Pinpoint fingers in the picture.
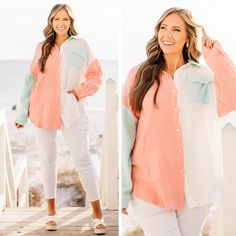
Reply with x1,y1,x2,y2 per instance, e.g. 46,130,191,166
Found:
208,40,215,49
202,27,207,37
201,28,216,49
201,27,208,47
15,123,23,129
72,90,79,101
122,208,128,215
202,35,207,47
203,38,216,49
67,90,79,101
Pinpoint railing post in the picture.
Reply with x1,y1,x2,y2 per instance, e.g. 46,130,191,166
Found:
210,123,236,235
100,79,118,210
0,109,6,211
0,108,29,210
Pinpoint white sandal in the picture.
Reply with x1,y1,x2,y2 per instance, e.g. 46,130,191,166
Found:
92,217,106,235
45,214,58,231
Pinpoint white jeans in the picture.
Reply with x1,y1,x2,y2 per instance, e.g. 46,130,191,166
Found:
129,196,211,236
33,111,99,201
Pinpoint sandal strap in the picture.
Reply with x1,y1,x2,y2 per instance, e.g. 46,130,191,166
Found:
46,214,57,224
92,218,106,228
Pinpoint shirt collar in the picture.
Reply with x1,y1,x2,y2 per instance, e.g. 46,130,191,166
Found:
68,35,78,40
188,59,201,67
55,35,77,49
161,59,201,78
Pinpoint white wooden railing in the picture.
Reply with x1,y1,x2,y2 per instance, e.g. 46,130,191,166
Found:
100,78,118,210
0,108,29,211
209,123,236,236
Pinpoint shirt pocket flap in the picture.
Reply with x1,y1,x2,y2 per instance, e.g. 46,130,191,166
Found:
186,74,213,84
186,74,213,104
67,47,86,70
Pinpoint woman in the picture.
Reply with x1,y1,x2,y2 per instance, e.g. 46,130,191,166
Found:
122,7,236,236
15,4,106,234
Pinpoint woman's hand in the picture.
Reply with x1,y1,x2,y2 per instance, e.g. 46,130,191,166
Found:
202,28,217,49
15,123,24,129
122,208,128,215
67,89,79,101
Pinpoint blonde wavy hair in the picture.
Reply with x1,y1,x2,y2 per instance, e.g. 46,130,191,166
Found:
39,4,78,72
130,7,202,113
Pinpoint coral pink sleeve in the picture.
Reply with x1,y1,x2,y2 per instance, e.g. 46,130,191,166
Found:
122,66,140,119
30,43,42,79
203,41,236,117
75,58,102,100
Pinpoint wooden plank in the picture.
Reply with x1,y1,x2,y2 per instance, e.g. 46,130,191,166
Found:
0,231,118,236
0,207,118,235
3,207,118,212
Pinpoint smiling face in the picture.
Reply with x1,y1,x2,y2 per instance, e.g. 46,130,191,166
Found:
52,8,71,38
158,13,188,56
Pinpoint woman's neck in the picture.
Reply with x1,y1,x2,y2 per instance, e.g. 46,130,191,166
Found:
55,34,69,47
163,53,185,77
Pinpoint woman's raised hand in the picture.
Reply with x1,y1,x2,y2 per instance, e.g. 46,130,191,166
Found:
202,28,217,49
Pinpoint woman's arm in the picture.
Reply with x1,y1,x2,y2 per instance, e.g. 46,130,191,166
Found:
202,28,236,117
73,40,102,100
15,44,40,128
15,73,36,127
74,59,102,100
122,67,139,213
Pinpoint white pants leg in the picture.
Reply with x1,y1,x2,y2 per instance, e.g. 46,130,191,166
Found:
130,196,211,236
33,111,99,201
33,126,57,199
177,201,211,236
61,112,99,201
130,196,181,236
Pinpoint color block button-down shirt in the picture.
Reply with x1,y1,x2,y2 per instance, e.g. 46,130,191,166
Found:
122,42,236,210
15,36,102,129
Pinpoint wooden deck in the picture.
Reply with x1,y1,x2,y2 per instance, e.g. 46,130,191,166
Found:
0,207,118,235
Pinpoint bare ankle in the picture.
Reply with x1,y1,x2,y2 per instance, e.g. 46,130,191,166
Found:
48,207,56,215
92,211,102,219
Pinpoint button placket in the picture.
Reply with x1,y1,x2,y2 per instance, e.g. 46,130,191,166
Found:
167,75,185,204
57,52,61,113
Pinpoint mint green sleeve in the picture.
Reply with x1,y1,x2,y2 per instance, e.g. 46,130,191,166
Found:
122,105,137,209
15,73,36,126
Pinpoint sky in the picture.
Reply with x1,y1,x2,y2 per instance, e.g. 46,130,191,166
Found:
122,0,236,78
0,0,236,74
0,0,118,60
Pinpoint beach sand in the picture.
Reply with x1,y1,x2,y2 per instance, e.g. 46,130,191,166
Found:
6,108,104,207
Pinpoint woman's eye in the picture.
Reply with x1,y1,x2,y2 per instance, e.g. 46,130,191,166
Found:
174,29,181,32
160,26,166,30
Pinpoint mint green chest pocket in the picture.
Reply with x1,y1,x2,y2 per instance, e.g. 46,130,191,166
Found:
67,47,86,71
186,74,213,104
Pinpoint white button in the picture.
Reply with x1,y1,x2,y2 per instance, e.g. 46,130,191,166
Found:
176,128,180,132
174,108,177,112
178,149,182,152
180,170,184,173
172,90,176,93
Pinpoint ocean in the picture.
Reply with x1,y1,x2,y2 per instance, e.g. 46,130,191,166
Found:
0,60,118,111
